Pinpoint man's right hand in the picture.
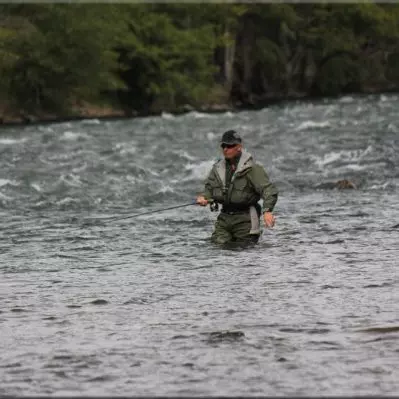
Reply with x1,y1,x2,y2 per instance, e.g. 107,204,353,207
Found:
196,195,208,206
263,211,275,228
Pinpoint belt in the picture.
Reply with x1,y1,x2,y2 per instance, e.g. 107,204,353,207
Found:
221,206,250,215
221,203,261,216
221,210,249,215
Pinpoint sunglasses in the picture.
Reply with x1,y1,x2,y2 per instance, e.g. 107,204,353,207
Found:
221,143,237,149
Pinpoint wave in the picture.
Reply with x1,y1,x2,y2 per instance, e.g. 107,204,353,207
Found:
170,149,197,161
79,118,101,125
161,112,175,120
156,184,176,194
185,111,214,119
207,132,217,141
0,138,28,145
339,96,355,103
336,163,369,172
369,181,394,190
182,160,215,181
295,121,331,131
30,183,42,192
114,142,137,155
311,146,374,168
311,152,344,167
60,131,91,141
0,191,12,201
0,179,19,188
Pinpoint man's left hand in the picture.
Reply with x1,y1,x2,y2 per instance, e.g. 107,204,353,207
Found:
263,211,275,228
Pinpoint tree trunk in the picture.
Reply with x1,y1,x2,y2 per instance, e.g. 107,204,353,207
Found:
301,49,317,92
223,26,236,95
239,17,254,104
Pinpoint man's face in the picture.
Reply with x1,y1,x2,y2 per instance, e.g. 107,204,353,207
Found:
221,143,242,160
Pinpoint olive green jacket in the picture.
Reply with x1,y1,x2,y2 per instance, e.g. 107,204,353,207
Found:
203,150,278,213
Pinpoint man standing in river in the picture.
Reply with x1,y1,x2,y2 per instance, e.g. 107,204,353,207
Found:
196,130,278,245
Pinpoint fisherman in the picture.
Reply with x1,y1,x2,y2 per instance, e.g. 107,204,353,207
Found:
196,130,278,245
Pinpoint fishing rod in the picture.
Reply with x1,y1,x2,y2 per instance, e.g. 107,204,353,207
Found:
85,198,218,224
105,200,198,223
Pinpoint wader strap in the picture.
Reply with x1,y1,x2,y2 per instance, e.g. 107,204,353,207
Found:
249,205,261,235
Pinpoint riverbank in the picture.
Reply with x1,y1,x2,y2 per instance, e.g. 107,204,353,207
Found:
1,87,398,128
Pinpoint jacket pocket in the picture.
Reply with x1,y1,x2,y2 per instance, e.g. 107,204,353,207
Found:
230,177,251,203
233,177,247,191
212,188,223,201
207,175,223,201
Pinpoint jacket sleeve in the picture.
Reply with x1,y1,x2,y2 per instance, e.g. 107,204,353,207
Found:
203,167,215,200
248,164,278,212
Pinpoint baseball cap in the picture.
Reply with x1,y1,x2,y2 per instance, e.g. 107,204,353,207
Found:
220,130,242,145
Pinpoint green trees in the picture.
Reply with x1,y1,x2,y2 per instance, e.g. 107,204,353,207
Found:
117,4,217,113
300,4,399,95
0,3,398,118
0,4,124,113
227,3,399,102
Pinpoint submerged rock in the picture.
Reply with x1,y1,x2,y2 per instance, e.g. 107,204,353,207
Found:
315,179,357,190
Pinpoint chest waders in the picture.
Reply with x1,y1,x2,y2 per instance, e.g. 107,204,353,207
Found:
211,162,261,245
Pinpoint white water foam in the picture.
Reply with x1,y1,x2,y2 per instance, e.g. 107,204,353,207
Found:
322,106,336,118
123,176,145,187
56,197,77,206
79,118,101,125
388,123,399,133
30,183,42,192
60,131,90,141
157,184,175,194
72,163,88,174
161,112,175,120
59,174,83,187
311,146,374,168
52,121,72,129
338,163,369,171
0,179,19,187
207,132,217,141
295,121,331,131
0,191,12,200
185,111,214,119
38,126,55,133
339,96,355,103
182,159,215,181
0,138,27,145
171,149,197,161
115,142,137,155
369,181,393,190
380,95,389,102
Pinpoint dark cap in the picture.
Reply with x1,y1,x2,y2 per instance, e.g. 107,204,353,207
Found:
220,130,242,145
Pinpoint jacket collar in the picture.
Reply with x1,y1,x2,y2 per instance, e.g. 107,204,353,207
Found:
234,150,253,174
215,150,253,187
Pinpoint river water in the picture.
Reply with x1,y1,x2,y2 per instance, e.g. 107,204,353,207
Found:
1,94,398,395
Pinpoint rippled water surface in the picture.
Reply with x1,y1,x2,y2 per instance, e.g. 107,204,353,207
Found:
1,94,399,395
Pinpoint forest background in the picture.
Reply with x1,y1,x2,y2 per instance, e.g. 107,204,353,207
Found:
1,3,399,124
